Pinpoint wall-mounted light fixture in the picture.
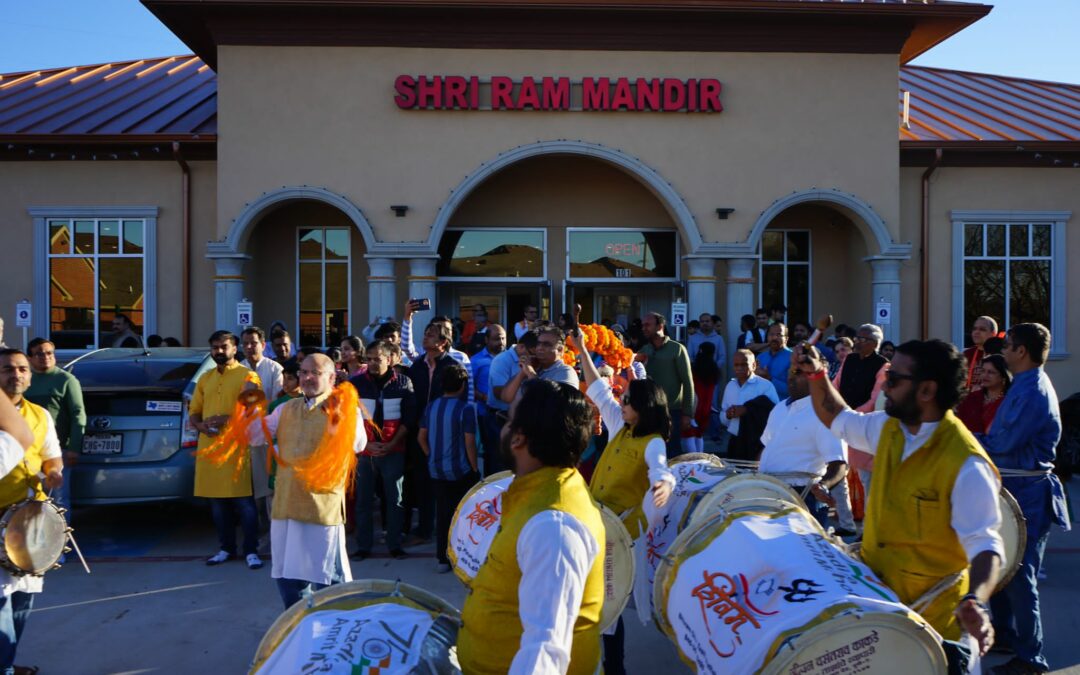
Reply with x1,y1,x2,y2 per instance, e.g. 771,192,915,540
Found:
390,205,409,217
715,208,735,219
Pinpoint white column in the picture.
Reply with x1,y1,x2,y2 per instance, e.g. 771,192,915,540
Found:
210,255,249,334
724,258,757,365
867,257,903,344
407,257,439,329
366,257,397,323
686,257,718,325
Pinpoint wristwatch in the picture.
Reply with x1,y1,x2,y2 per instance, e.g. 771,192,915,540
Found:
958,593,992,617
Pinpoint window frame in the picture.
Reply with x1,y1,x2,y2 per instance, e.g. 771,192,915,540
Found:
565,227,680,283
295,225,352,348
951,210,1070,360
757,228,813,325
436,227,548,282
30,206,158,358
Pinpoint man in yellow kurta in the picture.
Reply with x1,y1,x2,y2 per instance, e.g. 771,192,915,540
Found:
457,379,605,675
188,330,262,569
0,349,64,674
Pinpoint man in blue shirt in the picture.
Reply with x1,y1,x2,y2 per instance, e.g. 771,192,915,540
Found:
756,322,793,400
978,323,1069,675
688,313,727,374
471,325,506,475
419,364,478,573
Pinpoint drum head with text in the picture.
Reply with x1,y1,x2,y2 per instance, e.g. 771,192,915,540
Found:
447,471,514,586
996,488,1027,594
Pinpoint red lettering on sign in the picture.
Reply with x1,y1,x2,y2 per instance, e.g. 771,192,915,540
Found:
687,78,698,111
491,76,514,109
393,75,417,109
663,79,686,112
417,76,442,108
636,78,660,111
542,77,571,110
582,77,610,110
469,76,480,109
445,76,468,109
518,77,541,110
611,77,634,110
700,79,723,112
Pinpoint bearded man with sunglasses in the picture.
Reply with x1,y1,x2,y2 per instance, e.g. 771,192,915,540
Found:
795,339,1003,671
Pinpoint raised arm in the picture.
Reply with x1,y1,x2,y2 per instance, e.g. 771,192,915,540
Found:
566,328,602,388
793,343,850,429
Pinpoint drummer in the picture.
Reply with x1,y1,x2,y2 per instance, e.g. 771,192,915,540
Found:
795,339,1002,664
569,328,675,675
0,349,64,675
758,362,848,529
457,379,605,675
248,354,368,609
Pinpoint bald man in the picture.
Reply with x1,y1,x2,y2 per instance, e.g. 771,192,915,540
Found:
252,354,369,608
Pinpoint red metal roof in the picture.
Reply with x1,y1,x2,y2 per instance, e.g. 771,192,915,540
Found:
0,55,214,138
899,66,1080,144
2,55,1079,149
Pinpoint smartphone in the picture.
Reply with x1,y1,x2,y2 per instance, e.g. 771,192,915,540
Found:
411,298,431,311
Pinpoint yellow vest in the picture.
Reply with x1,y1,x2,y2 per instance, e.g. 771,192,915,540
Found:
458,467,605,675
589,426,657,538
861,410,997,640
0,400,49,509
271,395,346,525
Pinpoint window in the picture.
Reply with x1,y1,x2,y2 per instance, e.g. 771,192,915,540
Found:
43,217,148,350
437,229,545,279
952,211,1069,357
759,229,811,328
297,227,351,348
567,229,678,280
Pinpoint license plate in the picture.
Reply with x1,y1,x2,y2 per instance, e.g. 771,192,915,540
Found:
82,433,122,454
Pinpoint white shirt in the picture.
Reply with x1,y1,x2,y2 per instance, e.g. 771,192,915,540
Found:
255,397,368,585
759,396,847,484
511,509,601,675
586,379,675,489
718,374,779,437
243,356,284,401
0,431,25,490
831,410,1004,562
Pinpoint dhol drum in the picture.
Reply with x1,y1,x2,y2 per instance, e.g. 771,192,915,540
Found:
447,471,635,632
996,487,1027,593
250,579,462,675
635,460,804,622
654,505,947,674
0,498,69,576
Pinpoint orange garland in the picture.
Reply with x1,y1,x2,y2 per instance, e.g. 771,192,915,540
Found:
195,388,270,481
563,323,635,371
289,382,362,496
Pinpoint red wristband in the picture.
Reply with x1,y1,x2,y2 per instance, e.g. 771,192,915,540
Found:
806,370,826,382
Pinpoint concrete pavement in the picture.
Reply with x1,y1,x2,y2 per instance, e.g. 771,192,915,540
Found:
16,498,1080,674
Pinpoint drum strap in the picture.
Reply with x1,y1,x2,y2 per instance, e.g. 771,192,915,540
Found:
998,468,1052,477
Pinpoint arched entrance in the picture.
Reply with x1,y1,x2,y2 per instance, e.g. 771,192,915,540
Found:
743,189,911,343
430,141,705,338
207,187,374,346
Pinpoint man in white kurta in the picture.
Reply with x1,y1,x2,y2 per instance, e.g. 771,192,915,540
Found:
251,354,366,608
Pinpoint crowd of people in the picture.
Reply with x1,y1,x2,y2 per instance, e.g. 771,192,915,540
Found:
0,300,1070,674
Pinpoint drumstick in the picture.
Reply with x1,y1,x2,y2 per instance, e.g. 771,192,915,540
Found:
66,530,91,575
806,314,833,347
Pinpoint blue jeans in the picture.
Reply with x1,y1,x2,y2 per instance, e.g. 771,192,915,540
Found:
276,578,328,610
801,490,830,529
479,412,506,476
356,452,405,552
667,409,684,458
991,528,1050,670
0,591,34,673
209,496,259,557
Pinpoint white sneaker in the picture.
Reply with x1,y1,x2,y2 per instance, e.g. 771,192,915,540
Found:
206,550,232,566
246,553,264,570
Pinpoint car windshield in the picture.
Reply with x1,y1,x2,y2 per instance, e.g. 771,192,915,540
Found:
68,350,209,392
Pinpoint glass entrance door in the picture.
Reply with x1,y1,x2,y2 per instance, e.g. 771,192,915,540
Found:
578,289,640,328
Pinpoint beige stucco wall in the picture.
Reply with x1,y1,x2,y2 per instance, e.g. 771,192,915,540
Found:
0,160,216,352
900,166,1078,390
216,46,902,252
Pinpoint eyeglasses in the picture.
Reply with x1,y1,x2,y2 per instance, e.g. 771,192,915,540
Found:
31,351,55,357
884,371,916,387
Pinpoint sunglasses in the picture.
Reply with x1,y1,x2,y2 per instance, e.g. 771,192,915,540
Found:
884,371,916,387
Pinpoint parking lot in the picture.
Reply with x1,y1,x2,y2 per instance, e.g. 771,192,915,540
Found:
12,500,1080,674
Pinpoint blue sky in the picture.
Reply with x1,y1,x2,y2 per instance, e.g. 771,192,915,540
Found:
1,0,1078,83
